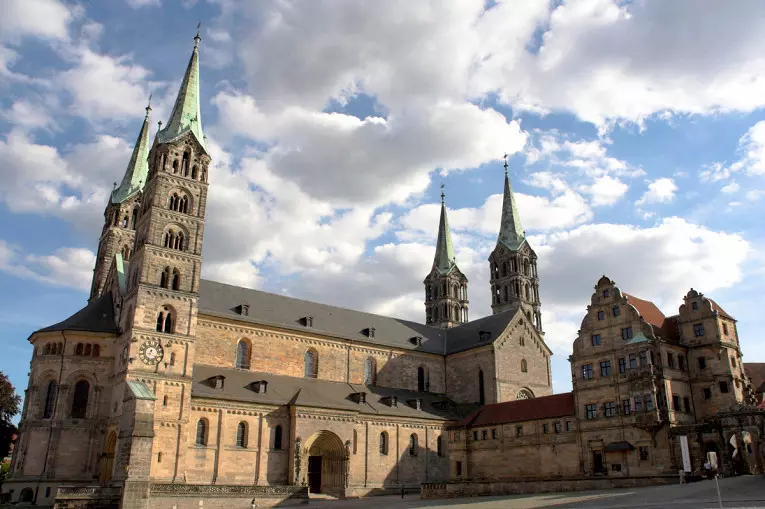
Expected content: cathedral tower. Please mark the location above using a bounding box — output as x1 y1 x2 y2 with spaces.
112 31 211 487
89 103 152 301
488 156 542 332
424 187 468 328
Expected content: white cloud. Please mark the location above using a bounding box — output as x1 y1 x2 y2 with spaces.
1 99 58 132
0 240 94 290
729 121 765 176
125 0 161 7
721 181 740 194
636 178 678 206
213 91 527 207
59 48 155 120
0 0 71 43
579 175 628 206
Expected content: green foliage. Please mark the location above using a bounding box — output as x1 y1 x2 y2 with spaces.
0 373 20 463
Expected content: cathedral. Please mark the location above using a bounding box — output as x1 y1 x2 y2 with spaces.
4 35 764 508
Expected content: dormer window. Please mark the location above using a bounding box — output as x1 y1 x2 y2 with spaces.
408 398 422 410
248 380 268 394
350 392 367 404
478 331 491 342
409 336 422 346
302 316 314 327
364 327 376 338
237 304 249 316
206 376 225 390
383 395 398 407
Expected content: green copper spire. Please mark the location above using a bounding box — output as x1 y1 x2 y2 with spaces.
496 154 525 251
433 185 457 275
111 101 151 204
157 28 206 150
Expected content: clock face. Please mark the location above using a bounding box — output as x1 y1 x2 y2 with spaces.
139 340 164 365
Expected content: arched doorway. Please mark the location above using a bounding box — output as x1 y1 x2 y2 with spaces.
303 430 346 498
99 431 117 486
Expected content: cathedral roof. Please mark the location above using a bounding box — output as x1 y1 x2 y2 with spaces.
745 363 765 394
623 293 680 342
191 364 474 421
198 279 518 355
457 392 575 428
156 32 206 151
111 106 151 204
496 161 525 252
36 291 118 335
432 193 458 276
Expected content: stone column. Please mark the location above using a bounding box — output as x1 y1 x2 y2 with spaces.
117 383 156 509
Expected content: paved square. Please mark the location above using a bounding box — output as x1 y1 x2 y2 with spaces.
306 476 765 509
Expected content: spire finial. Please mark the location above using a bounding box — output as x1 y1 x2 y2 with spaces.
503 153 509 176
440 182 445 204
157 120 163 131
194 22 202 48
145 94 152 118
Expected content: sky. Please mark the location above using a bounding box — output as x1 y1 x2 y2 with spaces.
2 0 765 408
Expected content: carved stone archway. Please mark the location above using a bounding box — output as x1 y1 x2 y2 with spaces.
302 430 346 498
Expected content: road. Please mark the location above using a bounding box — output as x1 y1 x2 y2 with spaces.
305 475 765 509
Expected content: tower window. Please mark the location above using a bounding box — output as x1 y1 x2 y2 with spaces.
156 308 174 333
693 323 705 337
182 151 190 177
163 229 185 251
417 366 428 392
43 381 57 419
236 422 247 448
196 419 207 445
478 370 485 405
521 359 528 373
409 433 418 456
304 349 318 378
379 432 388 455
274 425 283 450
236 339 251 370
191 165 198 180
71 380 90 419
364 358 376 385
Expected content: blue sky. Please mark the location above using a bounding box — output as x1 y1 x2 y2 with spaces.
2 0 765 411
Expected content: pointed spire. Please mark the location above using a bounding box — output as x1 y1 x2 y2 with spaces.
111 100 152 204
433 184 457 275
496 154 525 251
157 28 206 150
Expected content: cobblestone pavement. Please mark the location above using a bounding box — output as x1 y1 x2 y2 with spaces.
306 476 765 509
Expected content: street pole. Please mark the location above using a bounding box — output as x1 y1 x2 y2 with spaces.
714 474 723 509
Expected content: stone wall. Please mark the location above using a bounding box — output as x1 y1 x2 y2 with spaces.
421 475 676 500
147 483 307 509
493 316 552 402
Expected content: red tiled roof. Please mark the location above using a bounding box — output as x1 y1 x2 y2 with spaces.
745 363 765 394
462 392 575 428
708 298 734 320
623 293 666 329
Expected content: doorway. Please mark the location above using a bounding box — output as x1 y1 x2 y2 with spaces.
308 456 322 493
593 451 605 474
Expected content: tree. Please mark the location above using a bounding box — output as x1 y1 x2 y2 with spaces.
0 372 20 462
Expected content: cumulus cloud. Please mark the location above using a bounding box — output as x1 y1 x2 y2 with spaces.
579 175 629 206
0 240 94 290
636 178 678 206
0 0 71 43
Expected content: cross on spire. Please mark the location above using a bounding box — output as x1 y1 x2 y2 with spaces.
194 22 202 48
145 94 152 118
503 153 509 176
440 182 445 204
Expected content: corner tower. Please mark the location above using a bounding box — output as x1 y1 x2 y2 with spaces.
113 31 211 488
488 156 542 332
424 187 468 328
89 103 152 301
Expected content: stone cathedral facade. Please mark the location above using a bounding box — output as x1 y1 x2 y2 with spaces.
3 35 764 509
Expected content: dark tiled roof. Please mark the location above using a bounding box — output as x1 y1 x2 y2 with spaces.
745 363 765 394
191 364 473 421
37 292 118 335
459 392 575 428
708 298 734 320
198 279 518 355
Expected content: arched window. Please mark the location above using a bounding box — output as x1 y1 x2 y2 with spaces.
43 381 57 418
75 343 84 356
236 339 251 370
274 425 283 450
92 344 100 357
158 452 162 463
169 352 176 366
437 435 443 457
84 344 92 356
180 195 188 214
433 307 439 320
478 370 485 405
501 262 507 277
409 433 418 456
236 421 247 448
172 269 181 291
379 432 388 455
182 151 190 177
196 419 207 445
304 349 318 378
160 153 166 171
163 229 185 251
131 207 139 229
191 165 198 180
160 267 170 288
201 168 207 183
417 366 427 392
156 308 174 333
364 358 376 385
43 343 51 355
503 285 509 303
19 488 34 503
71 380 90 419
172 159 179 174
521 359 528 373
120 244 131 261
121 216 129 228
